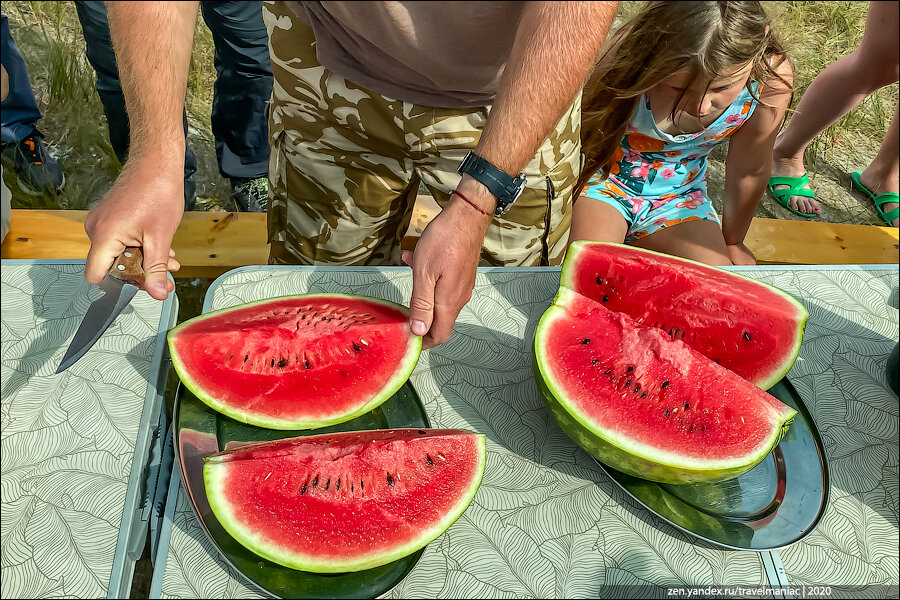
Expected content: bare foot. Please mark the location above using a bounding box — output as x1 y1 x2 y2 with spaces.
858 169 899 227
769 156 822 215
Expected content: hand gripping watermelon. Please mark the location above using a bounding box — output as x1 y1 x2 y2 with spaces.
168 294 421 429
534 287 798 484
560 241 808 389
203 429 486 573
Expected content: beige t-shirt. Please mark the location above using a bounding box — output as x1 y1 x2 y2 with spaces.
284 1 528 108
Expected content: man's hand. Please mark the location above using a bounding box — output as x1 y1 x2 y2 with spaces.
726 242 757 266
402 183 493 349
84 162 183 299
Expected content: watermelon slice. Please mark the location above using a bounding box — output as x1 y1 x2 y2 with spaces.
560 241 808 389
203 429 486 573
534 287 797 484
168 294 421 429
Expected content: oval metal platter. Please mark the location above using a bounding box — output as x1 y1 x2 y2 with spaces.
174 381 430 599
596 376 830 551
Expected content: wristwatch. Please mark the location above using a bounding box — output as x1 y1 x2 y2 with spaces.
457 151 527 216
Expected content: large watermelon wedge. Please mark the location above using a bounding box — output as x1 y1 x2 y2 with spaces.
203 429 486 573
534 287 797 484
168 294 421 429
560 241 808 389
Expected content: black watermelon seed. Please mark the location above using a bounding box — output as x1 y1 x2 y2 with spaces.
277 358 288 368
744 332 752 341
596 276 603 285
625 379 632 388
626 366 634 373
324 478 330 491
633 384 641 393
591 358 600 366
336 478 341 491
604 369 611 375
304 360 311 369
602 295 609 303
243 354 249 363
611 286 616 292
661 381 670 388
353 343 362 351
640 392 647 398
684 402 690 410
581 338 590 345
311 476 318 488
360 480 364 490
418 429 426 434
663 409 671 417
270 359 275 368
386 474 395 487
300 484 307 495
426 455 434 466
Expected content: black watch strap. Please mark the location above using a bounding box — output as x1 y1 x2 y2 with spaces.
457 151 526 216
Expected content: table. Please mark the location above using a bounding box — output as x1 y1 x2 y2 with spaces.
1 260 178 599
150 264 899 598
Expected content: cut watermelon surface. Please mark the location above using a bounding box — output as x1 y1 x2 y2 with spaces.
534 287 797 484
168 294 421 429
561 241 807 389
203 429 486 573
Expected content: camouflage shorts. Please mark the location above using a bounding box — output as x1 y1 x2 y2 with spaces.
263 1 581 267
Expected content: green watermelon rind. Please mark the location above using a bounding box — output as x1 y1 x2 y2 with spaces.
533 292 797 485
202 432 487 573
560 241 809 390
167 293 423 430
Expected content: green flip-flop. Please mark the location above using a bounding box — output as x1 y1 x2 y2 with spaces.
850 170 899 228
767 173 819 218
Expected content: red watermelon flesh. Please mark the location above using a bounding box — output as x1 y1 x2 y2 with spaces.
560 241 807 389
533 287 797 484
203 429 486 573
168 294 421 430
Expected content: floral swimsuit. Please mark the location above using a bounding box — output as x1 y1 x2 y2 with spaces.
583 81 761 241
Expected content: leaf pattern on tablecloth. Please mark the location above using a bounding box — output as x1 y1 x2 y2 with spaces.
156 266 898 598
1 262 172 598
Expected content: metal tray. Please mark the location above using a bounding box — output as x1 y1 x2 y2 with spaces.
173 381 430 599
596 377 829 551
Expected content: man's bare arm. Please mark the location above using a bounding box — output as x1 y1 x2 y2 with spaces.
462 1 618 212
406 2 617 349
84 2 199 298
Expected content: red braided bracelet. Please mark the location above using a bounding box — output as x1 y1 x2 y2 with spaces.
450 190 491 217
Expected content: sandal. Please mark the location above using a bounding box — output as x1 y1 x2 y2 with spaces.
850 170 899 228
767 173 819 218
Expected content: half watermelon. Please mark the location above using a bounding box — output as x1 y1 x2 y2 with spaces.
560 241 808 389
534 288 797 484
168 294 421 429
203 429 486 573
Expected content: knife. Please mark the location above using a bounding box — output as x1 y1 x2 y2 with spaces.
56 247 146 374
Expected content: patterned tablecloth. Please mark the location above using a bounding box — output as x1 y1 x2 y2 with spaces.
151 265 899 599
1 260 177 599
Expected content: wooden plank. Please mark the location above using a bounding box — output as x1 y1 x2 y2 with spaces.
2 208 897 277
0 210 269 279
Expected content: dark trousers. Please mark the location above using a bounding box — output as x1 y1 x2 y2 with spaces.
74 1 273 182
1 12 42 144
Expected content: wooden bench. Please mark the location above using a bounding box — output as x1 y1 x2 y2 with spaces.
2 204 897 279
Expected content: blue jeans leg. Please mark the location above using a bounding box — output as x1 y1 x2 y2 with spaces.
200 1 272 181
1 13 42 144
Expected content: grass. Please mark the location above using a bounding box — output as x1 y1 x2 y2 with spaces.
2 0 897 221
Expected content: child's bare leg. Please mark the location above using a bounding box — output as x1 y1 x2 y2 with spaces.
859 102 899 227
568 196 629 245
771 1 900 216
630 219 733 266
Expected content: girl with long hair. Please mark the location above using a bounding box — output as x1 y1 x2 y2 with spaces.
571 1 793 265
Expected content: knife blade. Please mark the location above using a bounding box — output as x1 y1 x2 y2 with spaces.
56 247 146 374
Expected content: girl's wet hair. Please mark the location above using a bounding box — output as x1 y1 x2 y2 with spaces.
575 1 791 196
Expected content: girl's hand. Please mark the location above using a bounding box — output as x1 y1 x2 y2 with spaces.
726 242 757 266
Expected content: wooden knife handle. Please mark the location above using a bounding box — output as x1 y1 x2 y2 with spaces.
108 246 146 288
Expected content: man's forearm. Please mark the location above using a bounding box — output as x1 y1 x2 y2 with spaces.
475 1 617 192
106 1 198 168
